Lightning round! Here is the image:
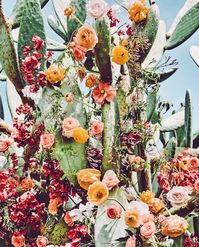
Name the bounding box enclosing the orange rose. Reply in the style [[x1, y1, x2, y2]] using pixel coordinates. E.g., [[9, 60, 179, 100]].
[[77, 168, 101, 190], [161, 215, 189, 238], [46, 65, 65, 84], [128, 0, 148, 23], [11, 232, 25, 247], [40, 133, 55, 149], [87, 181, 109, 206], [125, 209, 140, 228], [36, 236, 49, 247], [73, 127, 89, 144], [20, 178, 34, 191], [150, 198, 165, 214], [140, 190, 155, 205], [48, 198, 62, 215], [112, 46, 129, 65]]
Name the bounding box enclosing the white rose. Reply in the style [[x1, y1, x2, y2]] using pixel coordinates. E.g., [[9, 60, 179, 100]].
[[167, 186, 190, 207], [87, 0, 108, 19]]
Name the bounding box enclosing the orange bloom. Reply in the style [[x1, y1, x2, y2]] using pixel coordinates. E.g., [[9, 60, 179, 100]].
[[64, 6, 74, 17], [85, 74, 98, 88], [74, 24, 98, 50], [92, 81, 116, 105], [77, 168, 101, 190], [48, 198, 62, 215], [161, 215, 189, 238], [128, 0, 148, 23], [87, 181, 109, 206], [20, 178, 34, 191], [150, 198, 165, 214], [73, 127, 89, 144], [112, 46, 129, 65], [11, 233, 25, 247], [140, 190, 155, 205], [125, 209, 140, 228], [46, 65, 65, 84]]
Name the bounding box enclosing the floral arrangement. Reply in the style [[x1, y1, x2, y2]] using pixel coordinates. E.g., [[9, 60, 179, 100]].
[[0, 0, 199, 247]]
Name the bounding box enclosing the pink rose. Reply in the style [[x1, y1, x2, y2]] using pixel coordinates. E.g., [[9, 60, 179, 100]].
[[62, 117, 80, 138], [36, 236, 49, 247], [125, 236, 136, 247], [166, 186, 190, 207], [194, 178, 199, 193], [90, 121, 104, 137], [11, 232, 25, 247], [0, 139, 12, 152], [188, 157, 199, 170], [86, 0, 108, 20], [40, 133, 55, 149], [107, 203, 122, 219], [103, 175, 120, 190], [140, 214, 154, 225], [140, 221, 156, 239]]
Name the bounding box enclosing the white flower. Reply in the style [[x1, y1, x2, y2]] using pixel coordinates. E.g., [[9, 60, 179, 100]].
[[0, 156, 7, 169], [69, 202, 95, 223], [22, 85, 42, 105], [129, 201, 150, 215], [87, 0, 108, 20], [167, 186, 190, 208], [111, 4, 121, 16]]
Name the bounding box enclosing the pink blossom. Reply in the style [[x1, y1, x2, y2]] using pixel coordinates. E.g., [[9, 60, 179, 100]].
[[194, 178, 199, 193], [140, 221, 156, 239], [87, 0, 108, 20], [166, 186, 190, 207], [62, 117, 80, 138], [90, 121, 104, 137], [125, 236, 136, 247], [107, 203, 122, 219], [40, 133, 55, 149], [103, 175, 120, 190]]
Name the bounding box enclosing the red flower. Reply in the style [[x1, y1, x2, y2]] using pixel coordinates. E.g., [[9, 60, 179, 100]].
[[92, 81, 116, 105], [22, 56, 40, 74], [32, 35, 45, 50]]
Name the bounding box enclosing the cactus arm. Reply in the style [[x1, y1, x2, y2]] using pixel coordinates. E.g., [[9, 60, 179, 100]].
[[46, 38, 67, 51], [184, 90, 193, 148]]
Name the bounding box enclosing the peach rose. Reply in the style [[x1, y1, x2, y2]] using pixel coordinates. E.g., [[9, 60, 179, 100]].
[[0, 139, 12, 152], [36, 236, 49, 247], [140, 221, 156, 239], [11, 232, 25, 247], [125, 236, 136, 247], [103, 175, 120, 190], [125, 209, 140, 228], [48, 198, 62, 215], [74, 25, 98, 50], [90, 121, 104, 137], [166, 186, 190, 207], [62, 117, 80, 138], [194, 178, 199, 193], [87, 181, 109, 206], [107, 203, 122, 219], [40, 133, 55, 149], [64, 212, 74, 226]]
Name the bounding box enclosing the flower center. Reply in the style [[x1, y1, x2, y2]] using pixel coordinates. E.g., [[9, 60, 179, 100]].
[[96, 191, 103, 199]]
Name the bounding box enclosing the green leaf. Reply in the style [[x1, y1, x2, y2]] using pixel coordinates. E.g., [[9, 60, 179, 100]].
[[146, 92, 157, 121], [0, 94, 4, 119], [47, 15, 67, 41], [166, 1, 199, 49], [95, 171, 128, 247], [190, 46, 199, 67], [10, 0, 49, 29], [18, 0, 46, 85], [184, 90, 193, 147]]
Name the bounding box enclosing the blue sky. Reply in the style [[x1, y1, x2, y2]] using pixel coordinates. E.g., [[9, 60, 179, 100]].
[[0, 0, 199, 131]]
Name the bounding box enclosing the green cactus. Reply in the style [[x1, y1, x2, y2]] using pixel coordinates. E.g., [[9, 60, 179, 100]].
[[0, 94, 4, 120], [47, 15, 68, 41], [146, 91, 157, 121], [165, 137, 177, 161], [184, 90, 193, 148]]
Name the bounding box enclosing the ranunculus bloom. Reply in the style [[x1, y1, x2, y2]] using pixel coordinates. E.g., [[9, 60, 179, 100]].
[[77, 168, 101, 190], [73, 127, 89, 144], [74, 24, 98, 50], [11, 232, 25, 247], [194, 178, 199, 193], [86, 0, 108, 19], [103, 175, 120, 190], [140, 190, 155, 205], [0, 139, 12, 152], [166, 186, 190, 207], [150, 198, 165, 214], [125, 209, 140, 228], [90, 121, 104, 137], [112, 46, 129, 65], [140, 221, 156, 239], [40, 133, 55, 149], [36, 236, 49, 247], [62, 117, 80, 138], [85, 74, 98, 88], [46, 65, 65, 84], [48, 198, 62, 215], [87, 181, 109, 206], [64, 212, 74, 226], [128, 0, 148, 23], [107, 203, 122, 219], [92, 81, 116, 105], [20, 178, 34, 191], [161, 215, 189, 238], [125, 236, 136, 247]]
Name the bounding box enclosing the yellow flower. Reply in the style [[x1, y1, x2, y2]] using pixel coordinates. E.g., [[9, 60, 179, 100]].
[[125, 209, 140, 228], [150, 198, 165, 214], [73, 127, 89, 144], [140, 190, 155, 205], [112, 46, 129, 65], [128, 0, 148, 23], [87, 181, 109, 206], [46, 65, 65, 84], [77, 168, 101, 190], [64, 6, 74, 17]]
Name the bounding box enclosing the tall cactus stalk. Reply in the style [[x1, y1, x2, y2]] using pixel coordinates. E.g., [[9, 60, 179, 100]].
[[184, 90, 193, 148]]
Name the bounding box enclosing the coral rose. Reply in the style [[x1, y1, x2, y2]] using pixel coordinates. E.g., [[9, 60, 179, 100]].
[[36, 236, 49, 247], [90, 121, 104, 137], [112, 46, 129, 65], [103, 175, 120, 190], [77, 168, 101, 190], [107, 203, 122, 219], [0, 139, 12, 152], [46, 65, 65, 84], [125, 209, 140, 228], [73, 127, 89, 144], [140, 190, 155, 205], [64, 212, 74, 226], [150, 198, 165, 214], [75, 25, 98, 50], [87, 181, 109, 206], [87, 0, 108, 20], [40, 133, 55, 149], [161, 215, 189, 238], [20, 178, 34, 191], [128, 0, 148, 23], [62, 117, 80, 138], [11, 232, 25, 247], [126, 236, 136, 247], [166, 186, 190, 207], [70, 42, 87, 61], [48, 198, 62, 215], [140, 221, 156, 239]]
